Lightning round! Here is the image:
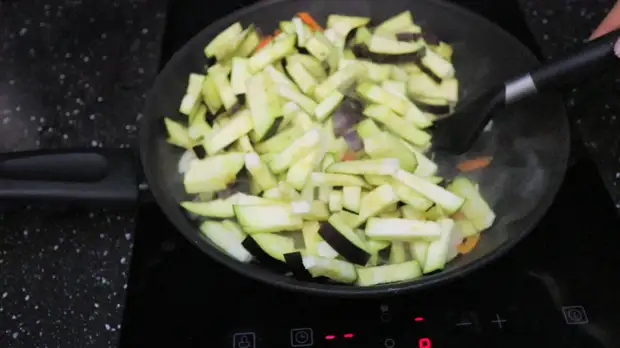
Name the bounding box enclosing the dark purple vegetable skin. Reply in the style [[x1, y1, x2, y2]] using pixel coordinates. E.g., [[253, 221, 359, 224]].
[[351, 44, 425, 64], [412, 98, 452, 115], [395, 32, 423, 42], [332, 97, 364, 137], [191, 145, 207, 159], [242, 237, 289, 273], [284, 252, 313, 280], [415, 59, 442, 83], [216, 171, 251, 199], [318, 222, 370, 266], [343, 130, 364, 152], [259, 116, 284, 142]]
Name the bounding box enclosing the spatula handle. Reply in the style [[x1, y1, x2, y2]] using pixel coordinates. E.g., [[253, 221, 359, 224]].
[[504, 28, 620, 104], [0, 149, 138, 207]]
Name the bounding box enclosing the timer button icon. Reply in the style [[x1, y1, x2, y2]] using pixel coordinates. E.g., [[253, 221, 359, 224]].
[[290, 328, 313, 347]]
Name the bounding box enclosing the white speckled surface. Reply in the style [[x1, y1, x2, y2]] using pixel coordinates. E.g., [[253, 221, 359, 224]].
[[517, 0, 620, 209], [0, 0, 166, 347], [1, 0, 620, 347]]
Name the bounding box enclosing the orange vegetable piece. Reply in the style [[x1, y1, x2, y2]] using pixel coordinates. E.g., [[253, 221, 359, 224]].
[[296, 12, 324, 32], [457, 234, 480, 255], [457, 156, 493, 172], [341, 150, 357, 161], [451, 211, 466, 220], [255, 35, 273, 52]]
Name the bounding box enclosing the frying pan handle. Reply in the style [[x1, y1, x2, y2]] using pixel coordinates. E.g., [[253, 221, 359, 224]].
[[504, 28, 620, 104], [0, 149, 138, 207]]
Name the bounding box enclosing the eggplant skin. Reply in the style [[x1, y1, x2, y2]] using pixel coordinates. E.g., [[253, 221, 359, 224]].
[[260, 116, 284, 142], [284, 252, 312, 280], [332, 97, 364, 137], [351, 44, 425, 64], [241, 236, 289, 272], [395, 32, 423, 42], [412, 99, 451, 115], [318, 222, 370, 266], [415, 60, 442, 83]]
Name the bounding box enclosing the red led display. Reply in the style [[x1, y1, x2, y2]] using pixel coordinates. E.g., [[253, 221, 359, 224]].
[[343, 333, 354, 338], [418, 338, 431, 348], [325, 335, 336, 340]]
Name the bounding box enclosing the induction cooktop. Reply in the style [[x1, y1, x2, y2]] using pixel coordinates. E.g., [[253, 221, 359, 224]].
[[119, 1, 620, 347]]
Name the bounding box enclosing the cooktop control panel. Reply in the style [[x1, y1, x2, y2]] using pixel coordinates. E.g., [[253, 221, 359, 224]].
[[220, 303, 597, 348]]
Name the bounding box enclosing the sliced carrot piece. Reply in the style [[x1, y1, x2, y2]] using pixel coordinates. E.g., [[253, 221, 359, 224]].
[[296, 12, 324, 32], [255, 35, 273, 52], [457, 156, 493, 172], [342, 150, 357, 161], [451, 211, 466, 220], [457, 234, 480, 254], [273, 29, 281, 36]]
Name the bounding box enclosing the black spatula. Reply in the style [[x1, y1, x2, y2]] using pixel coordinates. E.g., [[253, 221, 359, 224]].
[[432, 29, 620, 154]]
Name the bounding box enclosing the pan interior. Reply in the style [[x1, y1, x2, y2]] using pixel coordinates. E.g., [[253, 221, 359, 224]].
[[140, 0, 569, 295]]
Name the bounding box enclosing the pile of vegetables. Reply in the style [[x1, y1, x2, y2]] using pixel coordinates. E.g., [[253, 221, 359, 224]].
[[164, 11, 496, 286]]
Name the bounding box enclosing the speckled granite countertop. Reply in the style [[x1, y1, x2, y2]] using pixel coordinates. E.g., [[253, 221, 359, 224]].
[[0, 0, 166, 347], [1, 0, 619, 347], [517, 0, 620, 208]]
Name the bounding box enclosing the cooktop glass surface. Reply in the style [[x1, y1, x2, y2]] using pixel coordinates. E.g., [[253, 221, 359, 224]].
[[120, 1, 620, 347]]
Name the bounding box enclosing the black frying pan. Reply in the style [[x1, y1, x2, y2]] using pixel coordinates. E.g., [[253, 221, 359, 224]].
[[0, 0, 569, 297]]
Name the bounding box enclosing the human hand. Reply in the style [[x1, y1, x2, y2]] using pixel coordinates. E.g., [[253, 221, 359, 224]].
[[591, 1, 620, 40]]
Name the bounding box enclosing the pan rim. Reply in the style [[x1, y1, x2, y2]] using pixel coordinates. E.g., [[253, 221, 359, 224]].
[[140, 0, 569, 297]]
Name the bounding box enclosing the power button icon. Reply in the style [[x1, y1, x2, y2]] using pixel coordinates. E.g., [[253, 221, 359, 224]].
[[562, 306, 589, 325], [233, 332, 256, 348]]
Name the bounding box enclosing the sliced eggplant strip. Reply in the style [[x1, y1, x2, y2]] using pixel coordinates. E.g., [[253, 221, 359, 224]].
[[357, 261, 422, 286], [343, 130, 364, 152], [284, 252, 313, 280], [368, 34, 425, 55], [359, 184, 400, 220], [366, 218, 442, 240], [254, 125, 305, 154], [319, 215, 371, 265], [389, 241, 408, 263], [328, 190, 343, 212], [363, 104, 431, 147], [326, 158, 400, 176], [447, 177, 496, 231], [393, 169, 464, 214], [342, 186, 362, 213], [245, 152, 278, 191], [203, 109, 253, 155], [332, 97, 364, 136], [412, 97, 453, 115], [200, 221, 253, 263], [246, 73, 276, 141], [164, 118, 192, 148], [234, 204, 304, 234], [351, 44, 425, 64], [248, 34, 297, 73], [242, 236, 290, 272], [204, 22, 243, 58], [374, 11, 416, 34], [422, 219, 456, 273], [310, 172, 371, 189], [315, 91, 345, 121], [356, 82, 408, 115], [183, 153, 246, 193], [302, 255, 358, 283], [269, 128, 321, 174], [250, 233, 297, 262]]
